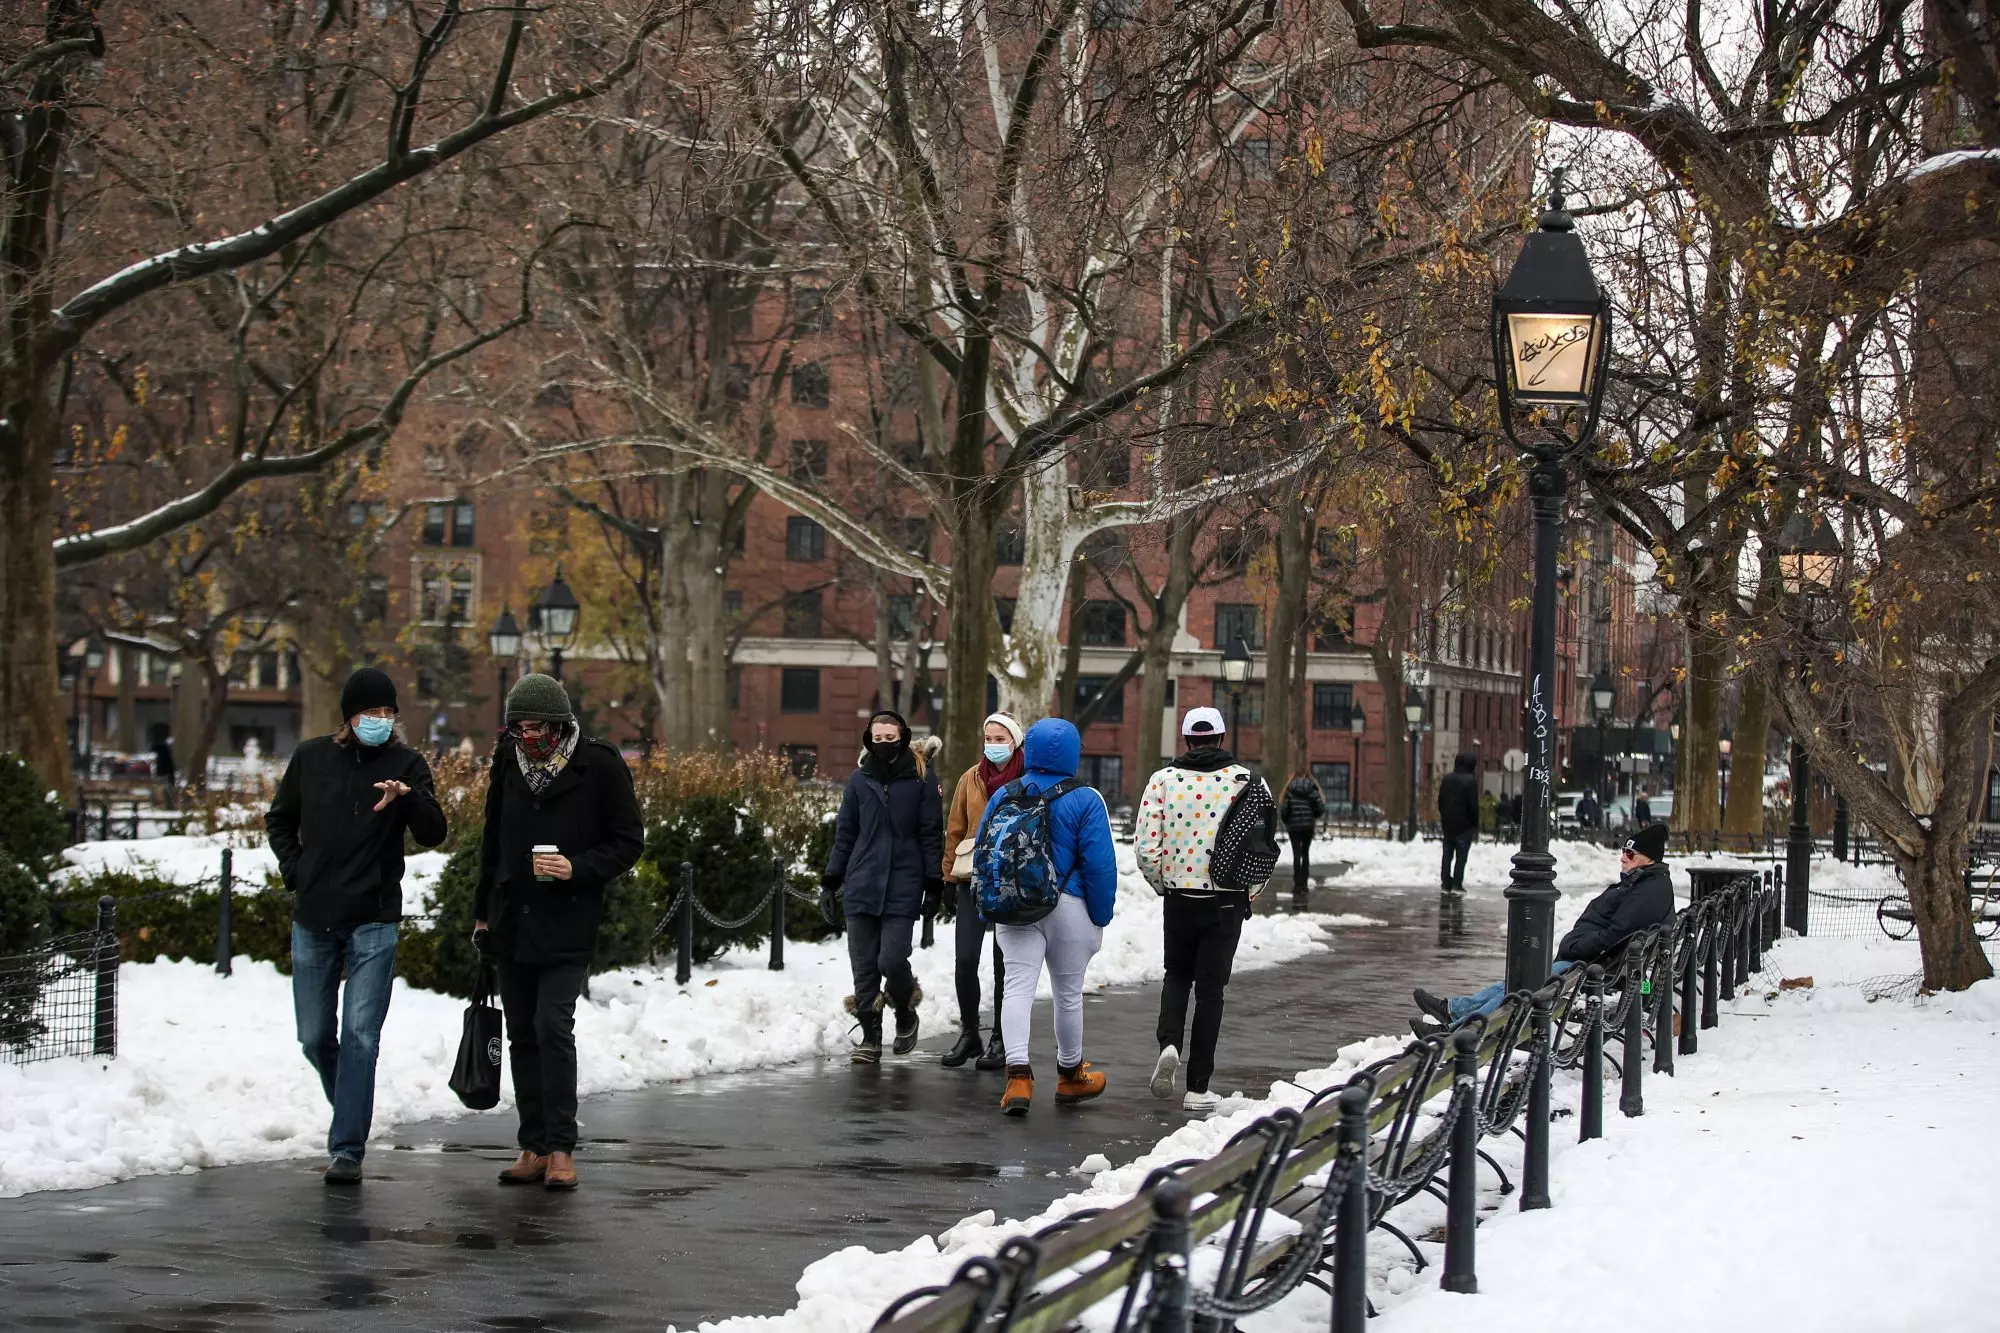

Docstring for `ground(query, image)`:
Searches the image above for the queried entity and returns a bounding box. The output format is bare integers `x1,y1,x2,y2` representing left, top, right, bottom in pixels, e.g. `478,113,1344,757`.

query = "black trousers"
1288,827,1314,892
845,910,917,1013
1440,834,1473,891
953,883,1005,1033
497,956,589,1155
1156,893,1246,1094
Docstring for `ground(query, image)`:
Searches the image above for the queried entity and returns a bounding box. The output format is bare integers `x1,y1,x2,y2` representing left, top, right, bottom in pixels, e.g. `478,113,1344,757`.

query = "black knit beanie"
339,667,398,719
1625,822,1670,863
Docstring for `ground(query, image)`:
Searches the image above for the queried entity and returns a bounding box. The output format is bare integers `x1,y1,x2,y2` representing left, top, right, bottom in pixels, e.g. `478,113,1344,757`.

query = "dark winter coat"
266,735,448,929
1437,756,1480,839
1557,861,1674,963
474,735,645,967
1634,795,1653,825
825,752,945,919
1280,776,1326,832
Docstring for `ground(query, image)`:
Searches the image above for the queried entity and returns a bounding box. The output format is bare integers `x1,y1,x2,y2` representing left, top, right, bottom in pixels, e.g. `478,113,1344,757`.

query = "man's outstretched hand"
372,779,410,811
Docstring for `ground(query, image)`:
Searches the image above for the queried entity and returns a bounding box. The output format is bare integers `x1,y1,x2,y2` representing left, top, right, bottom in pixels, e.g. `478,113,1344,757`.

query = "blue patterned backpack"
974,778,1083,924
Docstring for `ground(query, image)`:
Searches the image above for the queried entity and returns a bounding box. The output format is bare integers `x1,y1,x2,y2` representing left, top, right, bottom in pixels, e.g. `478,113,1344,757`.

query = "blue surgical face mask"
353,715,395,747
983,743,1014,764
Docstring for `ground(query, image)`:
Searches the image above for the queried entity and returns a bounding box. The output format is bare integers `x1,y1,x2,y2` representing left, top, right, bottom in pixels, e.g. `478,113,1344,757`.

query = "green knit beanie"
505,672,574,723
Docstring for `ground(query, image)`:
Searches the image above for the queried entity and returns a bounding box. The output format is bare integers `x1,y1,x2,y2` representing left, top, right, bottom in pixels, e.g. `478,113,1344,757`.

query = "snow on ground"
54,833,451,908
0,843,1348,1198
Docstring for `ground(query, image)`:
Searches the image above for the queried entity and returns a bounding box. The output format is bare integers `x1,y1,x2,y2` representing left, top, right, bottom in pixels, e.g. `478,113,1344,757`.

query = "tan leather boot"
1001,1065,1033,1116
543,1151,579,1190
497,1151,547,1185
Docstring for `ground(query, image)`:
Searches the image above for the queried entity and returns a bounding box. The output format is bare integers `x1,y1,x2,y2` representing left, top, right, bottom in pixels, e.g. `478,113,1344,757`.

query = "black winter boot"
891,984,923,1055
975,1030,1006,1071
852,1013,883,1065
942,1029,982,1067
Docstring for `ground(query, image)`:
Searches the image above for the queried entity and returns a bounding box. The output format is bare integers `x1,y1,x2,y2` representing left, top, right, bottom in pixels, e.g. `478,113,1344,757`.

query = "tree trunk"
1265,480,1309,780
942,502,999,780
1681,613,1723,835
1368,553,1413,826
115,646,140,753
652,471,697,749
685,469,733,748
0,376,67,796
1055,558,1088,719
173,660,211,789
297,619,349,741
1723,668,1771,836
1003,465,1076,719
1134,512,1199,783
1902,830,1995,990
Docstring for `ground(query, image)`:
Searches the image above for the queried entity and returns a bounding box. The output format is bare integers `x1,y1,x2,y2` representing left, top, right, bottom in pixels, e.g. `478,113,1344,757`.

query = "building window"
422,503,448,546
995,523,1025,565
724,590,743,621
254,651,280,690
452,500,475,547
899,516,931,557
789,438,829,482
887,594,916,640
1080,440,1132,489
1233,682,1266,727
780,668,820,714
1988,767,2000,823
725,361,752,402
1312,683,1354,729
783,744,819,778
1079,600,1126,646
783,589,822,638
1216,528,1262,575
1075,675,1125,723
1312,605,1355,651
359,575,389,624
792,361,831,407
786,516,827,561
727,666,741,712
1312,762,1352,809
1215,603,1263,650
1079,754,1125,802
995,598,1016,633
792,287,832,336
416,560,476,625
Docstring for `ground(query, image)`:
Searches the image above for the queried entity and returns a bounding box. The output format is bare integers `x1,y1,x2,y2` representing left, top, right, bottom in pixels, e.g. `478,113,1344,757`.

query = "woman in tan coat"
938,712,1025,1069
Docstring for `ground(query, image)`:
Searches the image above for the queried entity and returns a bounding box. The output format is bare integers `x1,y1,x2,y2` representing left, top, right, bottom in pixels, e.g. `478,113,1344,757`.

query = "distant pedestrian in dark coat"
1437,753,1479,893
1634,787,1653,826
473,673,644,1192
823,710,945,1064
266,667,447,1185
1279,774,1326,899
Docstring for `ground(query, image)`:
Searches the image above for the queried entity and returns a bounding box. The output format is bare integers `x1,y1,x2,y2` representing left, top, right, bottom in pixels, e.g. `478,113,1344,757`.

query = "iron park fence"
1,898,121,1067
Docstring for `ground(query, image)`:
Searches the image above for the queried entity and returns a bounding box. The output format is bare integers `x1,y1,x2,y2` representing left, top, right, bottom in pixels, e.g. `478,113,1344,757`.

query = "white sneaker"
1182,1090,1222,1114
1149,1046,1181,1100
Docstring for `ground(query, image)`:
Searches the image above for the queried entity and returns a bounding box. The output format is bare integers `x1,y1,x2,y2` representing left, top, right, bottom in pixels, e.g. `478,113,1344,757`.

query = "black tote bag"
448,961,504,1110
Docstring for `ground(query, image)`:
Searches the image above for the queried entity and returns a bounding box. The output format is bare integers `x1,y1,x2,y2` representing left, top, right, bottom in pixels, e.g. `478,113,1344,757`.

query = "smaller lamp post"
488,606,522,732
1718,728,1733,814
1348,707,1366,814
531,568,581,680
1221,635,1252,746
1777,507,1843,935
1403,685,1427,842
1589,666,1614,808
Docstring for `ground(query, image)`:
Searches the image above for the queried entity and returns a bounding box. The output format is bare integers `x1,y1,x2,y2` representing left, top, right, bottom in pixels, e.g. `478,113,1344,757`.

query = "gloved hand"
819,873,844,929
922,878,945,915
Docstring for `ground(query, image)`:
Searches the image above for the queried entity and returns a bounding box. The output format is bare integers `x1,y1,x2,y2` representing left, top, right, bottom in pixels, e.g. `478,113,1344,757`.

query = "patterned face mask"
514,724,563,764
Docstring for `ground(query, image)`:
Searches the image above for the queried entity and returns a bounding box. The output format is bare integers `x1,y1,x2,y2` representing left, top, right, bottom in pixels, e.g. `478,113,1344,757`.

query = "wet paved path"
0,883,1505,1331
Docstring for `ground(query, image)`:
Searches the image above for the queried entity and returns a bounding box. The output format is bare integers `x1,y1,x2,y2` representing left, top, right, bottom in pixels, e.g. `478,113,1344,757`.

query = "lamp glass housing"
1220,635,1252,685
488,606,522,660
1505,312,1604,404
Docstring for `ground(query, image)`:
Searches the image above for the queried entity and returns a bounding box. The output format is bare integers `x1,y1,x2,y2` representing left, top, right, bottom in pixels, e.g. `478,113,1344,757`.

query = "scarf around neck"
978,747,1026,796
514,725,579,795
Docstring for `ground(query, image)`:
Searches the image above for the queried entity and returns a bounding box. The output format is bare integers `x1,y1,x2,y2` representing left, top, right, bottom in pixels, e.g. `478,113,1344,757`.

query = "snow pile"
0,850,1349,1198
55,833,451,907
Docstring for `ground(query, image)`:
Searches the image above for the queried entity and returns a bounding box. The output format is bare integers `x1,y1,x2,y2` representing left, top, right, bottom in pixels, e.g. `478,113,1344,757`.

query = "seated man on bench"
1410,822,1674,1036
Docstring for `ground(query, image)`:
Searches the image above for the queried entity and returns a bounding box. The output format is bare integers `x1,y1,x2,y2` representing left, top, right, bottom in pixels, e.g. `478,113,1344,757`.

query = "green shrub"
0,752,69,879
0,857,52,1050
785,814,842,945
634,793,781,964
397,836,483,997
52,869,292,971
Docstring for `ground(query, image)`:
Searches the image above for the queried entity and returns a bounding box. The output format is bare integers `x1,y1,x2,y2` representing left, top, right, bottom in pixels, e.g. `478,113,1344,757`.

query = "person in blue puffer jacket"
975,717,1119,1114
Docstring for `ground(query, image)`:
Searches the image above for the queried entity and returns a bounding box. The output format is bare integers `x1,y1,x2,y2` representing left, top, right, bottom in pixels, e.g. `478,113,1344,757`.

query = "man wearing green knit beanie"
473,671,642,1191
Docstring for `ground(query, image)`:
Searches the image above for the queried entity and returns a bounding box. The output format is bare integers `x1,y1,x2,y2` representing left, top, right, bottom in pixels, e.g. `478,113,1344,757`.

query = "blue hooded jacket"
976,718,1120,926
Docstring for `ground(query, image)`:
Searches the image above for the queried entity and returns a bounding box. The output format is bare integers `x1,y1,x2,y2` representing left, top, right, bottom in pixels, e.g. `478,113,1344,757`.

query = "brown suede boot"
497,1151,548,1185
543,1151,579,1190
1056,1061,1107,1105
1001,1065,1033,1116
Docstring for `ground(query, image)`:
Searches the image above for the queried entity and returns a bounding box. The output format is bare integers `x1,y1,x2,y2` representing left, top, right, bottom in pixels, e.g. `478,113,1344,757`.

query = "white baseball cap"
1181,706,1227,738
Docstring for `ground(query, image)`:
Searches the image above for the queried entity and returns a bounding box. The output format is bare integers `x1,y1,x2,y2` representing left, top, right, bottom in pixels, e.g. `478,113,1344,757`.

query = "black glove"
819,886,843,930
471,925,492,957
922,878,945,914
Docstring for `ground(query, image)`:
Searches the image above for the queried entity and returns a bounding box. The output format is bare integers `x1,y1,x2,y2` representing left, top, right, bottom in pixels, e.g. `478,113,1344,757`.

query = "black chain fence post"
676,861,694,986
1677,924,1700,1056
769,858,786,972
1653,934,1676,1077
1735,889,1752,989
1331,1084,1370,1333
1440,1027,1481,1293
215,848,234,977
1521,988,1553,1211
93,895,118,1057
1620,947,1646,1117
1143,1179,1193,1333
1746,881,1764,974
1701,912,1721,1030
1766,866,1783,947
1718,898,1737,1003
98,799,111,841
1580,964,1604,1142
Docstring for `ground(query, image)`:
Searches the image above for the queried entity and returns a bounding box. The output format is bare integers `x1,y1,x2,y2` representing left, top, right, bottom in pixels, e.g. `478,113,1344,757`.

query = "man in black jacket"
474,673,644,1191
1412,822,1675,1031
266,667,447,1185
1436,753,1480,893
1279,773,1326,901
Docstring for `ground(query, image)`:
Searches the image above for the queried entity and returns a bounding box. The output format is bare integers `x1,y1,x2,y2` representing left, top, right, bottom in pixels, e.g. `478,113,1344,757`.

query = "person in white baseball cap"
1132,702,1267,1113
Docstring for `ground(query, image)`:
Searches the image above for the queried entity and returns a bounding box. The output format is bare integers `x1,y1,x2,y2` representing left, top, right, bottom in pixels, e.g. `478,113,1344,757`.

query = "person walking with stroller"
473,674,644,1190
973,717,1119,1116
266,667,447,1185
823,710,945,1064
939,712,1024,1070
1135,706,1273,1114
1279,772,1326,902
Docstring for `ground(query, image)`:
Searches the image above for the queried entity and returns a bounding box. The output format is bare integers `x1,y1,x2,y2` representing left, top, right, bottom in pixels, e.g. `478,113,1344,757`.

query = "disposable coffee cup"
532,845,559,882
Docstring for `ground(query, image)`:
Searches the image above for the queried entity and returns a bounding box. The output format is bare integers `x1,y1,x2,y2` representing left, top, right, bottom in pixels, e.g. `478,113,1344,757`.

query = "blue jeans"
292,921,399,1162
1448,960,1575,1022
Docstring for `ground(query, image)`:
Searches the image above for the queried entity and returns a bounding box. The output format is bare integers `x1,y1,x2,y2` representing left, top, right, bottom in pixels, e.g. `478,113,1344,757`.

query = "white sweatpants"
995,891,1103,1070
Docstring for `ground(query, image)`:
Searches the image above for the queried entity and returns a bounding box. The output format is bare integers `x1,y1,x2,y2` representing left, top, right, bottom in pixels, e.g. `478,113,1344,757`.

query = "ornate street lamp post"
531,568,581,681
1221,635,1252,747
1589,666,1614,809
1491,168,1613,993
1403,686,1427,842
1348,707,1366,814
487,606,522,733
1777,506,1843,935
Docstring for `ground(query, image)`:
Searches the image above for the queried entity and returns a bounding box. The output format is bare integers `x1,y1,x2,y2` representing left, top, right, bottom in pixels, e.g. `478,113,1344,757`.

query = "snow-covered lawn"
54,832,452,910
0,842,1349,1198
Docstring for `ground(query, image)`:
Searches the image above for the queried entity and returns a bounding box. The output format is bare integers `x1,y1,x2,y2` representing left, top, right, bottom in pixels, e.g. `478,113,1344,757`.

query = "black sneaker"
975,1031,1007,1071
324,1156,362,1186
1412,987,1453,1022
1410,1016,1447,1039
